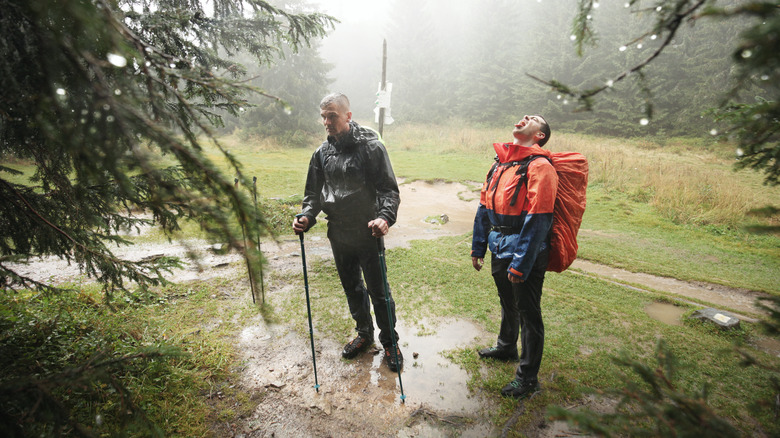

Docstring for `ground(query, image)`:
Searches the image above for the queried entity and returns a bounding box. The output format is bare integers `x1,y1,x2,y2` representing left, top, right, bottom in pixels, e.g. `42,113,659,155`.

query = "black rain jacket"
300,121,400,230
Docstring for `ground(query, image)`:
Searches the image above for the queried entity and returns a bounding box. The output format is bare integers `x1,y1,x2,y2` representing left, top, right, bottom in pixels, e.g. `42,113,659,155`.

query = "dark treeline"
231,0,767,141
378,0,754,137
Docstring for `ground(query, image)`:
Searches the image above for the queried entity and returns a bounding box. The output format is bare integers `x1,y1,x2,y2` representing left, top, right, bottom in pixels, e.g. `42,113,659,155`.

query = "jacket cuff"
302,213,317,231
378,215,394,227
508,266,524,279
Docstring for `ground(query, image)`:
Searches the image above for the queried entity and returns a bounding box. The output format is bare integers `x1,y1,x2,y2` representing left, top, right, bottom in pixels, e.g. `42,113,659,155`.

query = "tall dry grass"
382,122,777,230
552,134,777,229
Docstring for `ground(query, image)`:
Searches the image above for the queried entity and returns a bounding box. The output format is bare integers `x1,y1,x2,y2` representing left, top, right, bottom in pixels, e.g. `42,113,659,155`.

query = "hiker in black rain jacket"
293,93,404,372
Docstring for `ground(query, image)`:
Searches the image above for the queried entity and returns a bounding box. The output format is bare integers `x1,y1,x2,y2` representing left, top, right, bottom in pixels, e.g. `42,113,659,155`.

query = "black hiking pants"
491,247,549,383
328,224,398,349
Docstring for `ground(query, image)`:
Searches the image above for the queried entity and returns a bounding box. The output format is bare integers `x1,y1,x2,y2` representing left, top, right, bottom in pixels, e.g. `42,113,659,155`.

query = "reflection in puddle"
348,319,489,413
645,302,686,326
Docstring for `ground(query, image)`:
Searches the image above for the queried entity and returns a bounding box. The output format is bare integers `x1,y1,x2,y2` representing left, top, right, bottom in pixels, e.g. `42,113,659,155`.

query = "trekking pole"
252,176,265,304
296,214,320,392
236,178,257,304
377,237,406,403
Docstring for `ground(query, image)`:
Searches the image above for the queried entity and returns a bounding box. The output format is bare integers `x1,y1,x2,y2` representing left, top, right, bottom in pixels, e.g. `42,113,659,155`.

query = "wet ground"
228,180,495,437
8,179,773,437
571,257,767,320
236,316,495,438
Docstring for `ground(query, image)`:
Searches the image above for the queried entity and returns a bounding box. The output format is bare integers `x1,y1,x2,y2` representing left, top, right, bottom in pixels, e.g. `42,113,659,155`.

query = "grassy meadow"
216,121,779,293
3,121,779,436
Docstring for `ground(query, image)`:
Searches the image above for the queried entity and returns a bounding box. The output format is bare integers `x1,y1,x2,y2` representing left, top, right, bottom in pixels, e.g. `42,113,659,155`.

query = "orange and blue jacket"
471,142,558,280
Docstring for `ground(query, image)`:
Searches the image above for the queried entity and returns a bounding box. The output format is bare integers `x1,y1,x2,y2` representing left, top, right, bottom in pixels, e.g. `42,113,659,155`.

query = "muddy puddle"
237,316,497,437
350,320,489,412
644,302,686,326
388,179,479,249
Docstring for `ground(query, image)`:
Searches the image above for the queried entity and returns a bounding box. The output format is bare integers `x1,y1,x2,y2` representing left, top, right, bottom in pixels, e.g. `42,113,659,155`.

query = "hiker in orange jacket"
471,115,558,399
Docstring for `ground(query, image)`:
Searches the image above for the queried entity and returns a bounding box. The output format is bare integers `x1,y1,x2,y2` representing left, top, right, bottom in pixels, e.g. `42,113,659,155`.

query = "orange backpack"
516,152,589,272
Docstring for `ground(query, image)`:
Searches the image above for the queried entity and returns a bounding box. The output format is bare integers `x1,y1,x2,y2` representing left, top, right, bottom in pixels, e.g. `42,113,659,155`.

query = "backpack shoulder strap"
509,155,551,207
485,156,499,183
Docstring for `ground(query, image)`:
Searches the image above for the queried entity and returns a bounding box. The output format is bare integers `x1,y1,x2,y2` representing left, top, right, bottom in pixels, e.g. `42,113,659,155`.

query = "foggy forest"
230,0,769,140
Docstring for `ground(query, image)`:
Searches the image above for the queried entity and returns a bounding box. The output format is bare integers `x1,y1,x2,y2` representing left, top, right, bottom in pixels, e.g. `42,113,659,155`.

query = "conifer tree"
385,0,453,123
0,0,334,295
224,43,331,141
219,0,332,142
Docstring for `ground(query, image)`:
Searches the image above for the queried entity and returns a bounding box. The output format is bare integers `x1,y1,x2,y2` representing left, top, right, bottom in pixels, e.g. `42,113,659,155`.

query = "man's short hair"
320,93,350,111
535,115,551,147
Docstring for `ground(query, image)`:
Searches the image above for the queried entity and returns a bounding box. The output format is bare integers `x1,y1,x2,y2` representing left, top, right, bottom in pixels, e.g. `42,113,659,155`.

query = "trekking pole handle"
294,213,308,235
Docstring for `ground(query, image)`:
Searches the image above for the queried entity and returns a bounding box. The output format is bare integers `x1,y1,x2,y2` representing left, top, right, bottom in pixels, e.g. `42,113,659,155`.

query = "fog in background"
315,0,391,122
252,0,753,138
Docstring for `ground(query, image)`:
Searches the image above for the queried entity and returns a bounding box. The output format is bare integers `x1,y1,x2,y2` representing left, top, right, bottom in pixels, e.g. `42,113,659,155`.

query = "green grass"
386,149,492,183
0,279,257,437
579,186,780,293
206,133,315,199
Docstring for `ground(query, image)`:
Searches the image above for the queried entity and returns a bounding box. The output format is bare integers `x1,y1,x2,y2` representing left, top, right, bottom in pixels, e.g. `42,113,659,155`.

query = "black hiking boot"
384,346,404,372
500,378,540,399
478,346,519,362
341,335,372,359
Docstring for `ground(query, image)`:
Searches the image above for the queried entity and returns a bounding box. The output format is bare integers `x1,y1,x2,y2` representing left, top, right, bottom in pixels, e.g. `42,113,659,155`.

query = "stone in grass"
425,214,450,225
690,308,741,330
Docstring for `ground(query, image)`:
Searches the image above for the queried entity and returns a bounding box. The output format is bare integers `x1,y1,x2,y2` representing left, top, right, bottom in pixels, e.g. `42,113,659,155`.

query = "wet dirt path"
570,258,767,320
236,316,493,437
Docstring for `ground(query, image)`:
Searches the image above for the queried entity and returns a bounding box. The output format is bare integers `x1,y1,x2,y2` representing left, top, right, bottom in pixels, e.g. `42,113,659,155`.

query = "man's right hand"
472,257,484,271
293,215,309,235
